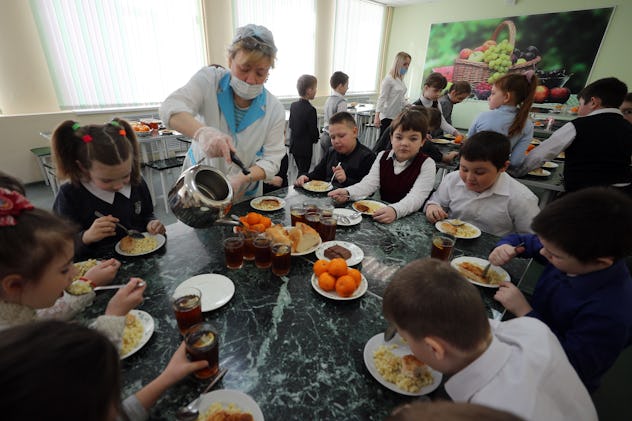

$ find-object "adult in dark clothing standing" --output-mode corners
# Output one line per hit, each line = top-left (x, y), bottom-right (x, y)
(289, 75), (319, 175)
(295, 112), (375, 188)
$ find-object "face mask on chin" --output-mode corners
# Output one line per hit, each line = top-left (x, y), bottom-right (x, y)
(230, 76), (264, 100)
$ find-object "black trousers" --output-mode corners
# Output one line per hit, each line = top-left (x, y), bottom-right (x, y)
(379, 118), (393, 140)
(294, 154), (312, 175)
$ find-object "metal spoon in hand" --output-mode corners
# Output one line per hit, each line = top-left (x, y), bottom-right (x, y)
(94, 211), (144, 239)
(175, 368), (228, 421)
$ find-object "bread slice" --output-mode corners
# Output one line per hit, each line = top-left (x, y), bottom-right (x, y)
(265, 224), (292, 247)
(288, 222), (320, 253)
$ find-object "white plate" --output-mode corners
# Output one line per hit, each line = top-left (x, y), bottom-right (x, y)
(542, 161), (559, 169)
(250, 196), (285, 212)
(175, 274), (235, 312)
(528, 168), (551, 177)
(442, 133), (455, 139)
(530, 138), (541, 145)
(333, 208), (362, 226)
(450, 256), (510, 288)
(311, 273), (367, 301)
(234, 226), (321, 256)
(363, 333), (442, 396)
(434, 220), (482, 239)
(352, 200), (386, 216)
(430, 138), (451, 144)
(315, 241), (364, 266)
(303, 180), (333, 192)
(121, 310), (154, 359)
(197, 389), (264, 421)
(115, 233), (166, 256)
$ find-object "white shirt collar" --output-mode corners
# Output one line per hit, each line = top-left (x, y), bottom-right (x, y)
(587, 107), (623, 116)
(456, 172), (511, 198)
(81, 180), (131, 204)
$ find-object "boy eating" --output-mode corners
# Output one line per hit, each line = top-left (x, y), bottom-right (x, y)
(489, 187), (632, 392)
(383, 258), (597, 421)
(329, 108), (436, 224)
(424, 131), (539, 236)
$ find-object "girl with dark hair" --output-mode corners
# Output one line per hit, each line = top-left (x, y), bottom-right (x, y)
(51, 118), (165, 258)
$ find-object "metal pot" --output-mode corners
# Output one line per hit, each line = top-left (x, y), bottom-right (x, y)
(168, 165), (239, 228)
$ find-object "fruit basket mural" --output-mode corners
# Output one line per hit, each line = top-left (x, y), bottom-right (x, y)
(423, 8), (614, 104)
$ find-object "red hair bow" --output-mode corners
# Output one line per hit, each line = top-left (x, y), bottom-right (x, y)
(0, 188), (34, 226)
(82, 134), (93, 143)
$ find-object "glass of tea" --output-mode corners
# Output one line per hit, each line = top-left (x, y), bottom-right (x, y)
(290, 204), (306, 226)
(271, 243), (291, 276)
(223, 235), (244, 269)
(253, 235), (272, 269)
(305, 210), (321, 231)
(242, 230), (257, 261)
(172, 287), (203, 335)
(430, 233), (455, 261)
(185, 322), (219, 380)
(319, 203), (335, 218)
(319, 216), (337, 242)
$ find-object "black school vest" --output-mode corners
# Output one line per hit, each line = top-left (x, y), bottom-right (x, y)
(379, 151), (428, 203)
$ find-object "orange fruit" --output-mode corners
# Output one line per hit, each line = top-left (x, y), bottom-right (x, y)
(335, 275), (357, 297)
(454, 135), (463, 144)
(246, 212), (261, 225)
(260, 216), (272, 228)
(328, 258), (348, 277)
(318, 272), (336, 291)
(347, 268), (362, 288)
(250, 223), (265, 233)
(527, 144), (536, 152)
(313, 260), (330, 276)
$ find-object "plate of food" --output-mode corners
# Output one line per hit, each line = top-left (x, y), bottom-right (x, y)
(528, 168), (551, 177)
(250, 196), (285, 212)
(115, 233), (165, 256)
(310, 273), (367, 301)
(303, 180), (333, 193)
(315, 241), (364, 266)
(442, 133), (455, 139)
(542, 161), (559, 169)
(450, 256), (510, 288)
(333, 208), (362, 226)
(265, 223), (322, 256)
(435, 220), (481, 239)
(556, 151), (566, 160)
(430, 138), (451, 144)
(120, 310), (154, 359)
(197, 389), (264, 421)
(363, 333), (442, 396)
(175, 274), (235, 312)
(530, 138), (541, 145)
(352, 200), (386, 215)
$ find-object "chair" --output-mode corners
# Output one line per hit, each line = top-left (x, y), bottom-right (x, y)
(30, 146), (52, 186)
(143, 156), (186, 213)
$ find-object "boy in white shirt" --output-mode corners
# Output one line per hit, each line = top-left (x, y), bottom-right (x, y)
(425, 131), (539, 236)
(329, 108), (436, 224)
(383, 258), (597, 421)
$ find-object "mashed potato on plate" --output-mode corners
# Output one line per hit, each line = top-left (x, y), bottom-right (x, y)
(373, 345), (433, 393)
(120, 313), (144, 357)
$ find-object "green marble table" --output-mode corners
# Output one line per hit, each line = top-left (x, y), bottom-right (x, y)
(82, 186), (530, 420)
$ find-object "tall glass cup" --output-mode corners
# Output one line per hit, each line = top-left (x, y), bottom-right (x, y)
(254, 235), (272, 269)
(172, 287), (203, 335)
(185, 322), (219, 379)
(223, 235), (244, 269)
(271, 243), (291, 276)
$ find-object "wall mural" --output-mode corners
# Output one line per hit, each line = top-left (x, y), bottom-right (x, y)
(424, 7), (614, 104)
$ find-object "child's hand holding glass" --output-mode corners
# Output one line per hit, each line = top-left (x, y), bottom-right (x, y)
(105, 278), (146, 317)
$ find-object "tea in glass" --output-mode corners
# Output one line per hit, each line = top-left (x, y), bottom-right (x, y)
(319, 204), (335, 218)
(271, 243), (291, 276)
(223, 236), (244, 269)
(319, 216), (337, 242)
(253, 235), (272, 269)
(242, 230), (257, 261)
(305, 211), (321, 231)
(172, 287), (202, 335)
(430, 234), (455, 261)
(290, 204), (306, 226)
(185, 323), (219, 379)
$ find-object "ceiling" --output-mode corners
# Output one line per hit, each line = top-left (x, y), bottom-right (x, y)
(372, 0), (439, 6)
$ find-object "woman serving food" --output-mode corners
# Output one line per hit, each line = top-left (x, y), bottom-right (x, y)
(160, 24), (286, 202)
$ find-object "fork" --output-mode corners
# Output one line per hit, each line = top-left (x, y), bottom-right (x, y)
(94, 211), (144, 239)
(339, 211), (361, 224)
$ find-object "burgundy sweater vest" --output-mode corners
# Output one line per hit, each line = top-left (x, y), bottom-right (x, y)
(379, 151), (428, 203)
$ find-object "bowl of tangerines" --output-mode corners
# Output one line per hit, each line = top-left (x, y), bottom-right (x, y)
(311, 258), (367, 300)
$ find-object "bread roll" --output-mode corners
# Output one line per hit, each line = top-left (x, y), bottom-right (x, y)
(265, 224), (292, 247)
(288, 222), (320, 253)
(119, 236), (135, 252)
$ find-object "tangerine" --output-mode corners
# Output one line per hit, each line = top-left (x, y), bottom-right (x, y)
(347, 268), (362, 288)
(250, 223), (265, 233)
(313, 260), (330, 276)
(318, 272), (336, 291)
(328, 258), (348, 277)
(335, 275), (357, 297)
(454, 135), (464, 144)
(246, 212), (262, 225)
(260, 216), (272, 228)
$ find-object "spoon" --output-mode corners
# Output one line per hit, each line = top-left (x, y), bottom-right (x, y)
(176, 368), (228, 421)
(93, 281), (145, 292)
(328, 162), (341, 188)
(94, 211), (144, 239)
(446, 219), (465, 227)
(339, 211), (361, 224)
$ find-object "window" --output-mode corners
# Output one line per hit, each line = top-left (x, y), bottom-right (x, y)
(30, 0), (206, 110)
(233, 0), (316, 98)
(333, 0), (385, 94)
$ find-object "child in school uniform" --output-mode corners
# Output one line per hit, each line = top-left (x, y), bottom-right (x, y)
(621, 92), (632, 124)
(383, 258), (597, 421)
(467, 72), (538, 172)
(329, 108), (436, 224)
(516, 77), (632, 195)
(489, 187), (632, 393)
(424, 131), (539, 236)
(51, 119), (165, 258)
(438, 80), (472, 126)
(289, 75), (319, 175)
(319, 71), (350, 157)
(413, 72), (461, 138)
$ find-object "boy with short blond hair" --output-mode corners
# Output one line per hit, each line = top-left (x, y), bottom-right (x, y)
(289, 74), (319, 175)
(489, 187), (632, 392)
(383, 258), (597, 421)
(424, 131), (539, 236)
